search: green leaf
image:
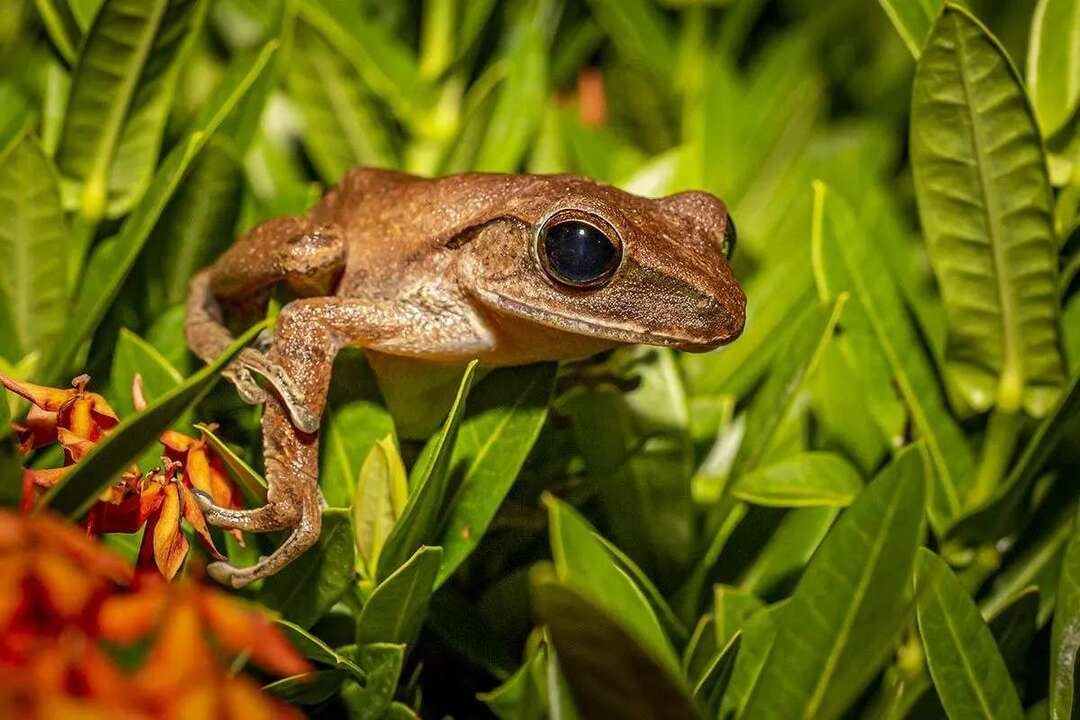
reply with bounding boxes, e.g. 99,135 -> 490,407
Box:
596,532 -> 688,644
479,635 -> 548,720
877,0 -> 944,57
812,181 -> 975,534
741,446 -> 928,720
39,322 -> 264,517
731,452 -> 863,508
583,0 -> 676,81
376,362 -> 475,582
274,618 -> 366,681
57,0 -> 206,219
41,40 -> 278,385
288,22 -> 395,184
33,0 -> 81,64
0,133 -> 69,364
258,508 -> 356,629
357,545 -> 441,650
738,507 -> 838,597
911,4 -> 1065,417
108,327 -> 182,415
352,435 -> 408,576
436,362 -> 556,585
1028,0 -> 1080,137
340,643 -> 405,720
264,669 -> 349,705
544,495 -> 680,676
532,579 -> 699,720
915,548 -> 1024,720
1050,506 -> 1080,720
713,585 -> 764,651
693,632 -> 740,718
0,394 -> 20,506
194,422 -> 267,504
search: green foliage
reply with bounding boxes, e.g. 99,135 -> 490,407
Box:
2,0 -> 1079,717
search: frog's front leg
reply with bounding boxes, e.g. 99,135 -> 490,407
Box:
199,295 -> 491,588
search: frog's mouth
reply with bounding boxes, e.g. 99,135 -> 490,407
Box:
481,291 -> 734,351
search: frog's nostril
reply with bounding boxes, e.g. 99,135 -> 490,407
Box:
722,213 -> 736,260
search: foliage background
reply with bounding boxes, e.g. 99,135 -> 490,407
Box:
0,0 -> 1079,718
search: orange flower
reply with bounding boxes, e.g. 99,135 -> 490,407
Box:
0,509 -> 307,720
2,373 -> 118,453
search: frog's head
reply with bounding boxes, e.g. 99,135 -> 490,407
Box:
454,175 -> 745,359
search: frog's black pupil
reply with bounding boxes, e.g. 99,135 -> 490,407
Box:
542,220 -> 618,285
723,213 -> 737,259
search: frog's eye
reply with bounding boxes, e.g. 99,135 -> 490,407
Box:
722,213 -> 737,260
538,212 -> 621,288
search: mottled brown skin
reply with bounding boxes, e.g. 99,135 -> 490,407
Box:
185,168 -> 745,587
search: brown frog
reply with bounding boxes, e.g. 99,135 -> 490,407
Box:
185,169 -> 745,587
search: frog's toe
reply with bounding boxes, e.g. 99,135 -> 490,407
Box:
223,363 -> 267,405
236,348 -> 321,433
207,561 -> 249,589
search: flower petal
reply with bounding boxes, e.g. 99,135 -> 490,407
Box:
198,592 -> 312,678
13,405 -> 59,454
98,588 -> 167,644
0,373 -> 73,411
178,484 -> 224,561
152,485 -> 188,581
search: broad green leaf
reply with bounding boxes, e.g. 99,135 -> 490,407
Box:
41,41 -> 277,385
877,0 -> 944,57
340,643 -> 405,720
275,618 -> 366,681
532,579 -> 699,720
107,328 -> 182,415
0,83 -> 33,156
713,586 -> 764,651
377,362 -> 475,582
0,395 -> 19,506
584,0 -> 676,81
142,135 -> 243,314
738,507 -> 838,597
357,545 -> 441,650
733,296 -> 846,475
545,496 -> 680,676
57,0 -> 206,219
812,181 -> 975,534
352,435 -> 407,577
596,532 -> 688,644
1050,506 -> 1080,720
950,372 -> 1080,542
741,446 -> 927,720
912,4 -> 1065,417
33,0 -> 81,63
194,423 -> 266,504
321,350 -> 394,508
915,549 -> 1024,720
479,635 -> 547,720
0,134 -> 68,364
473,0 -> 549,172
435,362 -> 556,585
1028,0 -> 1080,137
258,508 -> 355,629
693,633 -> 740,719
39,322 -> 262,516
265,669 -> 349,705
731,452 -> 863,508
288,22 -> 395,184
720,600 -> 788,718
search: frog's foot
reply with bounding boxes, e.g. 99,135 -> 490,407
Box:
197,493 -> 322,589
225,348 -> 320,434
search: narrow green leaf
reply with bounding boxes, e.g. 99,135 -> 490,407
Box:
274,618 -> 366,681
0,394 -> 20,506
377,362 -> 475,582
583,0 -> 676,80
479,635 -> 548,720
57,0 -> 206,219
264,669 -> 349,705
357,545 -> 441,650
812,181 -> 975,534
1050,506 -> 1080,720
532,579 -> 700,720
731,452 -> 863,508
742,446 -> 928,720
912,4 -> 1065,417
41,41 -> 277,384
258,508 -> 355,629
435,362 -> 556,585
877,0 -> 944,58
340,643 -> 405,720
738,508 -> 838,597
33,0 -> 81,64
545,495 -> 680,676
0,133 -> 68,364
352,435 -> 407,576
693,632 -> 740,718
713,586 -> 764,651
596,532 -> 688,644
719,600 -> 787,718
1028,0 -> 1080,137
915,549 -> 1024,720
39,322 -> 264,517
194,423 -> 267,504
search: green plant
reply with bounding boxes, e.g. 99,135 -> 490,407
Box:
0,0 -> 1078,717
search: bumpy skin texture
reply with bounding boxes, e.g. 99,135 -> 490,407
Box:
185,168 -> 746,587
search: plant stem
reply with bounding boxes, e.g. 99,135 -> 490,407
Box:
969,409 -> 1023,507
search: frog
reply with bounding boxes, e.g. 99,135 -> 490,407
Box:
185,168 -> 745,587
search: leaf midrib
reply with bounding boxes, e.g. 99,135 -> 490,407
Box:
930,582 -> 1001,718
